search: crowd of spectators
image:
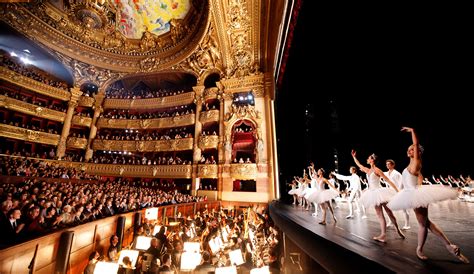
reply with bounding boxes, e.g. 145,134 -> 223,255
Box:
1,119 -> 59,134
0,53 -> 69,89
90,152 -> 192,166
101,105 -> 194,120
97,127 -> 193,141
1,89 -> 68,112
106,86 -> 191,99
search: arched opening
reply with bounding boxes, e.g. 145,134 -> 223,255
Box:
231,119 -> 256,163
204,73 -> 220,88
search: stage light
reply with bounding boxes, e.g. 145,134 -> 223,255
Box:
180,252 -> 201,270
20,57 -> 31,65
239,96 -> 244,101
10,51 -> 17,57
215,266 -> 237,274
118,250 -> 139,268
248,94 -> 253,99
250,266 -> 270,274
183,242 -> 200,253
134,236 -> 152,250
229,249 -> 244,266
93,262 -> 119,274
145,207 -> 158,220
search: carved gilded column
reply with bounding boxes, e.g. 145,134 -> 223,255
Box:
85,90 -> 105,161
217,93 -> 225,164
191,86 -> 205,195
57,87 -> 82,159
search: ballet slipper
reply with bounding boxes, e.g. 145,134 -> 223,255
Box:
373,235 -> 386,243
416,247 -> 428,260
447,244 -> 470,264
318,221 -> 326,225
333,217 -> 337,223
396,227 -> 406,239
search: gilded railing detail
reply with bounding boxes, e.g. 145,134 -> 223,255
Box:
78,95 -> 95,107
198,135 -> 219,150
0,123 -> 60,145
83,163 -> 193,178
199,110 -> 220,124
97,114 -> 195,129
103,92 -> 195,110
72,115 -> 92,127
66,137 -> 88,149
230,163 -> 257,180
197,164 -> 218,178
92,138 -> 194,152
0,67 -> 70,101
0,95 -> 65,122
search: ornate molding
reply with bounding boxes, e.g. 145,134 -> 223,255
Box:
197,164 -> 218,178
203,87 -> 219,100
103,92 -> 195,110
224,104 -> 261,123
0,123 -> 60,146
97,114 -> 195,130
0,95 -> 65,123
219,74 -> 264,96
0,66 -> 70,101
199,109 -> 220,124
78,95 -> 95,107
0,1 -> 210,73
71,115 -> 92,128
66,137 -> 87,149
93,138 -> 194,152
230,163 -> 257,180
198,135 -> 219,150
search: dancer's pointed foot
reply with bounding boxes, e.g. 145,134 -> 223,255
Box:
402,225 -> 411,230
447,244 -> 470,264
373,235 -> 386,243
396,227 -> 406,239
318,221 -> 326,225
345,215 -> 353,219
311,213 -> 318,217
333,217 -> 337,223
386,222 -> 393,228
416,247 -> 428,261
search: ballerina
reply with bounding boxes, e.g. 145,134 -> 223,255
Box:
352,150 -> 405,242
307,168 -> 340,225
288,179 -> 298,205
387,127 -> 469,263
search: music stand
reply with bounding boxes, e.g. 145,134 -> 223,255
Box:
215,266 -> 237,274
134,236 -> 152,251
118,250 -> 139,268
93,262 -> 119,274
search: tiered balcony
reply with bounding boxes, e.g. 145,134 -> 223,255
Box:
66,137 -> 88,149
230,163 -> 258,180
199,109 -> 220,124
197,164 -> 218,178
103,92 -> 195,110
0,123 -> 60,146
92,138 -> 194,152
198,135 -> 219,150
97,113 -> 195,130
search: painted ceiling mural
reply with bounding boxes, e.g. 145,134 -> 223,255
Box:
111,0 -> 191,39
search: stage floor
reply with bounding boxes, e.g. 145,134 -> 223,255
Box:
272,199 -> 474,274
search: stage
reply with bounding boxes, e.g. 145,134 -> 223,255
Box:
269,199 -> 474,274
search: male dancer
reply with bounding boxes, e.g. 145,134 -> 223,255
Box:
332,167 -> 366,219
384,159 -> 410,230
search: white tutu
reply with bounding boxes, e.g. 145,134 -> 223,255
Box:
296,188 -> 307,197
288,188 -> 298,195
308,189 -> 339,204
387,185 -> 458,210
359,188 -> 396,208
303,188 -> 316,199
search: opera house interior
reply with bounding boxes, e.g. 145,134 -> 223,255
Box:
0,0 -> 293,273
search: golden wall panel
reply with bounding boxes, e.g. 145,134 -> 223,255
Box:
72,115 -> 92,128
199,109 -> 220,124
197,164 -> 218,178
0,124 -> 60,146
66,137 -> 87,149
0,67 -> 70,101
103,92 -> 195,110
92,138 -> 194,152
78,95 -> 95,107
0,95 -> 65,122
230,163 -> 257,180
198,135 -> 219,150
97,114 -> 195,130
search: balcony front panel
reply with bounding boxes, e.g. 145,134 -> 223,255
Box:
198,135 -> 219,150
83,163 -> 192,178
67,137 -> 88,149
197,164 -> 218,178
97,114 -> 195,130
72,115 -> 92,127
230,163 -> 258,180
199,110 -> 220,124
0,123 -> 60,146
0,95 -> 66,122
92,138 -> 194,152
78,95 -> 95,107
0,66 -> 70,101
203,87 -> 219,100
103,92 -> 195,110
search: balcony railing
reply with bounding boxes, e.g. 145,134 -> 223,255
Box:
230,163 -> 258,180
103,92 -> 195,110
97,113 -> 195,130
198,135 -> 219,150
71,115 -> 92,127
92,138 -> 194,152
78,95 -> 95,107
197,164 -> 218,178
0,95 -> 65,122
0,123 -> 60,146
0,66 -> 70,101
199,109 -> 220,124
66,137 -> 88,149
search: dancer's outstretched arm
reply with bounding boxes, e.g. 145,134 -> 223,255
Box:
351,150 -> 370,174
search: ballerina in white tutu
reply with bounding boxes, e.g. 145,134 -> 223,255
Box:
294,171 -> 309,208
288,179 -> 298,205
307,168 -> 340,225
352,150 -> 405,242
304,164 -> 319,212
387,127 -> 469,263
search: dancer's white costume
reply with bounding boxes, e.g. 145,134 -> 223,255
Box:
359,170 -> 396,208
288,184 -> 298,195
384,169 -> 410,228
308,178 -> 339,204
334,172 -> 364,217
388,169 -> 457,210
